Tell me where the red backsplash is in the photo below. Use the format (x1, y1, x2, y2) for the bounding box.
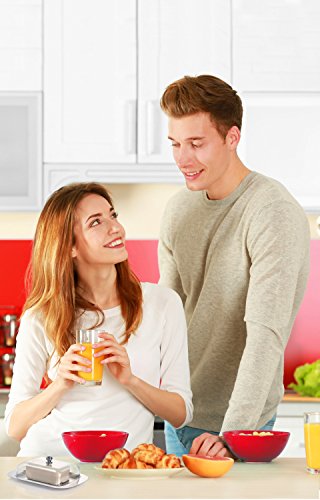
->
(0, 239, 319, 387)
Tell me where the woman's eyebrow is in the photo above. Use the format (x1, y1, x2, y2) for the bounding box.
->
(85, 207, 114, 224)
(85, 212, 102, 223)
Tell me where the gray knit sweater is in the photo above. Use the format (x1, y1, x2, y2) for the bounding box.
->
(159, 172, 310, 432)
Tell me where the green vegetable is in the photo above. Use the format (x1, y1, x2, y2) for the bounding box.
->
(288, 360, 320, 397)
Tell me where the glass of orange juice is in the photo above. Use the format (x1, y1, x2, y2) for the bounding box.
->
(304, 412, 320, 474)
(76, 329, 105, 386)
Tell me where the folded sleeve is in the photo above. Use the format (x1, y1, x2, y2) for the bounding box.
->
(221, 200, 310, 432)
(159, 289, 193, 428)
(158, 202, 186, 305)
(221, 321, 283, 431)
(4, 310, 49, 433)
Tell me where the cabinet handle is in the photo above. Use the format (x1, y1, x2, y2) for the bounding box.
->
(126, 100, 136, 155)
(147, 100, 160, 156)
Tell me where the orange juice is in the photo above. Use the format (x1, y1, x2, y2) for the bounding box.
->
(78, 342, 105, 384)
(304, 423, 320, 470)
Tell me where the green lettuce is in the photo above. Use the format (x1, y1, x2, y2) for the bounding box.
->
(288, 360, 320, 397)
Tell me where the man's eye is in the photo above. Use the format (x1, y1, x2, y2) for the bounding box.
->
(191, 143, 201, 148)
(171, 143, 179, 148)
(111, 211, 118, 219)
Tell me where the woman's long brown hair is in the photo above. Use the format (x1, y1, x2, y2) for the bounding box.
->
(23, 182, 143, 359)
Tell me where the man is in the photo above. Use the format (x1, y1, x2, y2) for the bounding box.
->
(158, 75, 310, 457)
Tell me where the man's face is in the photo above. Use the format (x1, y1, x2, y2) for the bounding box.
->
(168, 112, 233, 198)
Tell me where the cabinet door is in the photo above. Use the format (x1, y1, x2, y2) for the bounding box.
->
(0, 418, 20, 456)
(0, 0, 42, 91)
(233, 0, 320, 91)
(138, 0, 231, 164)
(0, 93, 42, 210)
(238, 93, 320, 210)
(44, 0, 136, 163)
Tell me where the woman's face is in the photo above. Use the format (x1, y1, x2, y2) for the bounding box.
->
(72, 193, 128, 268)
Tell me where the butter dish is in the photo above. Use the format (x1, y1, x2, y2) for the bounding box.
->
(26, 456, 71, 485)
(8, 456, 88, 489)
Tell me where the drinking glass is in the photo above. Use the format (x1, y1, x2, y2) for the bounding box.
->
(304, 412, 320, 474)
(76, 329, 105, 386)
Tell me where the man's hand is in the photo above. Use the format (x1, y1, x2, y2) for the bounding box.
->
(190, 432, 234, 458)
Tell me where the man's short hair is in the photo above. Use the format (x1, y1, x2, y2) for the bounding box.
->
(160, 75, 243, 139)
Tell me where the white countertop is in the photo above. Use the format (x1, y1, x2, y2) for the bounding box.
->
(1, 457, 319, 499)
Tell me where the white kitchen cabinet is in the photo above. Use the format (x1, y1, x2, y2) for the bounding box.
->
(44, 0, 137, 164)
(0, 92, 42, 210)
(2, 0, 320, 209)
(0, 418, 20, 456)
(0, 0, 42, 211)
(138, 0, 231, 164)
(273, 398, 320, 458)
(0, 391, 19, 457)
(232, 0, 320, 91)
(43, 163, 184, 202)
(231, 0, 320, 211)
(0, 0, 42, 91)
(238, 92, 320, 211)
(44, 0, 231, 195)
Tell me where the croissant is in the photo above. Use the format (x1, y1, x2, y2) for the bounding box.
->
(132, 443, 164, 456)
(101, 448, 131, 469)
(131, 443, 165, 465)
(118, 457, 153, 469)
(156, 454, 181, 469)
(132, 450, 163, 466)
(101, 443, 181, 470)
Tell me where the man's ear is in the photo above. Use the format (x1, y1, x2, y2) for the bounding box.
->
(226, 126, 240, 150)
(72, 246, 77, 258)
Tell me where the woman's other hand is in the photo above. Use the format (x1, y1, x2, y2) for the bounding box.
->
(54, 343, 91, 389)
(95, 333, 133, 386)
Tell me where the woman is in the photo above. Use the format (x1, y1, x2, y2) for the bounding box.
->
(5, 182, 193, 456)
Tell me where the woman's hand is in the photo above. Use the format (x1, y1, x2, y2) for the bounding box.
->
(54, 343, 91, 390)
(94, 333, 134, 386)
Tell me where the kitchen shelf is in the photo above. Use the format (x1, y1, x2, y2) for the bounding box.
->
(283, 393, 320, 403)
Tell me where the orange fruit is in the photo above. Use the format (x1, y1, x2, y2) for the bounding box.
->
(182, 454, 234, 478)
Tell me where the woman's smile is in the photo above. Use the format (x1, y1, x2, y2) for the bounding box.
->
(104, 238, 124, 249)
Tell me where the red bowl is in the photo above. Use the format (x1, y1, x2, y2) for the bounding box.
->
(222, 430, 290, 462)
(62, 430, 128, 462)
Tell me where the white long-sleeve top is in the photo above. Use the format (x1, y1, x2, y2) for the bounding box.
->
(5, 282, 193, 457)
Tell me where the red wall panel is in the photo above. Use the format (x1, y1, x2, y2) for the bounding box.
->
(0, 240, 33, 309)
(0, 240, 159, 310)
(283, 240, 320, 387)
(0, 239, 319, 387)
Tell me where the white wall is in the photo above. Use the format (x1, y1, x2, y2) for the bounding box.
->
(0, 183, 318, 240)
(0, 184, 182, 239)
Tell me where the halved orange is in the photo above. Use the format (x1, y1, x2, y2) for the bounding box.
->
(182, 454, 234, 478)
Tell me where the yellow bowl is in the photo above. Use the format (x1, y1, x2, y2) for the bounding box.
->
(182, 454, 234, 478)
